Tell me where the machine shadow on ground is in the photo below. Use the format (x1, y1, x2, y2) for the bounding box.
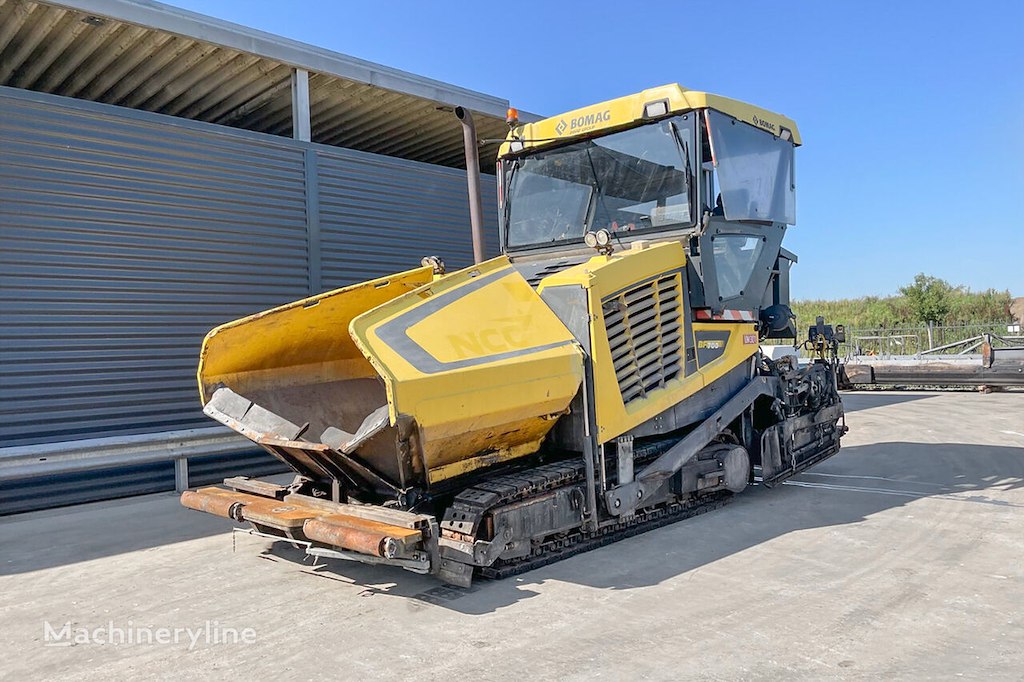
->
(0, 472, 300, 576)
(0, 391, 941, 577)
(839, 391, 938, 412)
(258, 439, 1024, 615)
(0, 491, 235, 576)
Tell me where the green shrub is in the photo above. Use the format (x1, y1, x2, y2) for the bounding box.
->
(792, 276, 1011, 330)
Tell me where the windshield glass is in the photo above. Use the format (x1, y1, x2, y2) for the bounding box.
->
(505, 115, 696, 250)
(713, 234, 765, 299)
(707, 110, 796, 224)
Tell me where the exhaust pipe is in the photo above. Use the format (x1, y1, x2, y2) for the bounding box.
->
(455, 106, 486, 265)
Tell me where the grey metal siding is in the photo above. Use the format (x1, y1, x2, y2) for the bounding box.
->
(0, 448, 285, 515)
(317, 146, 499, 289)
(0, 86, 504, 513)
(0, 87, 311, 448)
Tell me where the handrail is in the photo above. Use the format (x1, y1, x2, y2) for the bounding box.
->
(0, 427, 257, 491)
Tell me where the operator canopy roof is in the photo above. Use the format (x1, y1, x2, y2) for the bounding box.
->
(500, 84, 801, 157)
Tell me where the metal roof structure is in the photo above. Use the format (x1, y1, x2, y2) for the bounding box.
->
(0, 0, 525, 168)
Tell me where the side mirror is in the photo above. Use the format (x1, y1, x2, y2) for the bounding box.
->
(835, 324, 846, 344)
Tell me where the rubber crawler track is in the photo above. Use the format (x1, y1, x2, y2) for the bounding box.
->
(442, 454, 731, 581)
(480, 491, 731, 580)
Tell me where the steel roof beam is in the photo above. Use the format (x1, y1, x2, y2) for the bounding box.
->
(45, 0, 511, 117)
(291, 68, 310, 142)
(1, 0, 541, 168)
(34, 10, 121, 91)
(171, 54, 267, 120)
(0, 0, 35, 55)
(213, 71, 291, 126)
(10, 7, 90, 89)
(0, 3, 65, 83)
(159, 54, 261, 118)
(64, 23, 151, 98)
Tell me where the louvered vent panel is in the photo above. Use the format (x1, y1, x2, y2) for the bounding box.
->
(603, 274, 684, 404)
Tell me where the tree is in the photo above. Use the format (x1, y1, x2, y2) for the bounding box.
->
(899, 274, 953, 324)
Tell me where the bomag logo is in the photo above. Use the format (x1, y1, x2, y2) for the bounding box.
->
(751, 114, 777, 133)
(697, 340, 724, 350)
(555, 110, 612, 136)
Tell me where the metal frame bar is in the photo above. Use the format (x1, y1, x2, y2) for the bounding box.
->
(580, 358, 601, 532)
(43, 0, 518, 118)
(291, 68, 311, 142)
(174, 456, 189, 493)
(233, 528, 431, 574)
(0, 427, 258, 489)
(303, 147, 321, 294)
(604, 376, 775, 516)
(639, 376, 774, 481)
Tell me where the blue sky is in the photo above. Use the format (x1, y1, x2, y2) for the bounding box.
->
(166, 0, 1023, 300)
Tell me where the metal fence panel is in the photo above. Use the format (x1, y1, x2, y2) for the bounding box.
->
(317, 146, 500, 289)
(0, 86, 505, 513)
(0, 87, 311, 448)
(0, 448, 286, 516)
(843, 323, 1021, 358)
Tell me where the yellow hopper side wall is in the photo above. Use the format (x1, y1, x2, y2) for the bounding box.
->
(350, 257, 584, 484)
(197, 267, 434, 438)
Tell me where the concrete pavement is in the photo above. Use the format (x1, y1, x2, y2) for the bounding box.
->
(1, 390, 1022, 680)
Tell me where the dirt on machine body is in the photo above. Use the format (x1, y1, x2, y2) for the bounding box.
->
(181, 84, 846, 586)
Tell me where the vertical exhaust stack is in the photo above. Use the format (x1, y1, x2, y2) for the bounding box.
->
(454, 106, 486, 264)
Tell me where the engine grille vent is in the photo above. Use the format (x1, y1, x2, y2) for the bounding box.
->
(603, 274, 684, 404)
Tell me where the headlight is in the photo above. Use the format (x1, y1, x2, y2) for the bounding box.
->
(594, 229, 611, 247)
(584, 232, 598, 248)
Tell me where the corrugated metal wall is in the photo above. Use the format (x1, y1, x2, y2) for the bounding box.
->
(0, 86, 499, 512)
(317, 147, 499, 288)
(0, 449, 287, 516)
(0, 87, 310, 448)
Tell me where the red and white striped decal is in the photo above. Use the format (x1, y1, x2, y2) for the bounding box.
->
(694, 309, 756, 321)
